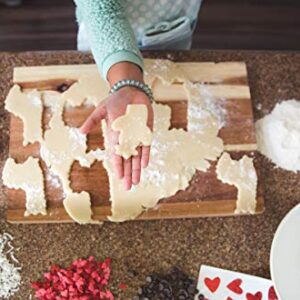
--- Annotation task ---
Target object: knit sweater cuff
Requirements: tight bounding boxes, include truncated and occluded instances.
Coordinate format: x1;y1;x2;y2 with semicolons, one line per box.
100;50;144;80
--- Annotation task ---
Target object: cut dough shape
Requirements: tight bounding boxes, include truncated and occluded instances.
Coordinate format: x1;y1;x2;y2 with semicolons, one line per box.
103;102;224;222
101;59;225;222
5;85;42;146
63;191;93;224
62;74;109;107
111;104;152;159
41;91;106;223
144;59;187;87
43;90;65;116
216;152;257;214
2;157;46;216
41;92;107;193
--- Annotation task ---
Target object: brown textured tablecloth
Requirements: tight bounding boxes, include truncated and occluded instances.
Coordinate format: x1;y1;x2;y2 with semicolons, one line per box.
0;50;299;299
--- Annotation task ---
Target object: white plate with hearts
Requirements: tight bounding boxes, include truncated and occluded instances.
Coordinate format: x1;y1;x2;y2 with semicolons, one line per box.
196;265;278;299
271;203;300;300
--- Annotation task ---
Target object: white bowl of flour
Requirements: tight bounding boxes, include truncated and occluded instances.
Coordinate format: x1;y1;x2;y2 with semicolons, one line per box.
271;204;300;299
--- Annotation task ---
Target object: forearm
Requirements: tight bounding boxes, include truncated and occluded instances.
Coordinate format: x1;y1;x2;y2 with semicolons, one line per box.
107;62;144;87
74;0;143;79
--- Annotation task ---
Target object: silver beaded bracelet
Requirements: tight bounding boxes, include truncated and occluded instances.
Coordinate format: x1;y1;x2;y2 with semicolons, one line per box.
109;79;154;102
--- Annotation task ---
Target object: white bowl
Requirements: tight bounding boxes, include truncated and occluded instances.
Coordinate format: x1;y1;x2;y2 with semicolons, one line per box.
270;203;300;300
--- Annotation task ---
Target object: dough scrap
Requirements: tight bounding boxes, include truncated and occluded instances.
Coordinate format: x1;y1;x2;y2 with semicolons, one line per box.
102;59;225;222
62;74;109;107
112;105;152;159
4;59;229;223
104;102;224;222
144;59;187;87
2;157;46;216
4;87;106;223
5;85;42;146
41;92;107;193
63;191;92;224
43;90;65;116
41;91;107;223
216;152;257;214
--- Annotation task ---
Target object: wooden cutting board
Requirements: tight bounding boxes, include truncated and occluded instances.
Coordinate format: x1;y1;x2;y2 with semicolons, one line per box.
6;60;264;223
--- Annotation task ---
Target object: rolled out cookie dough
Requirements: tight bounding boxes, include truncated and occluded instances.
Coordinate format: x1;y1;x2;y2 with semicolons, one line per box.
5;85;42;146
41;91;107;223
2;157;46;216
101;59;225;221
216;152;257;214
144;59;187;87
4;59;228;223
104;102;224;222
111;104;152;159
63;191;93;224
41;91;107;193
62;74;109;107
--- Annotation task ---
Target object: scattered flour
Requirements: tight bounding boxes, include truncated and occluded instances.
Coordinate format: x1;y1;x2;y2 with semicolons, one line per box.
0;233;21;298
184;81;226;134
256;99;300;172
199;83;227;129
46;170;62;189
256;103;262;111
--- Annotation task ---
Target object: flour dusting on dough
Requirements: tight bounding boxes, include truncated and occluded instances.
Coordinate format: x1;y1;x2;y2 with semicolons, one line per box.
46;170;62;189
41;91;107;222
41;92;107;194
4;59;232;223
100;59;225;221
144;59;188;87
4;89;107;223
104;100;224;221
199;84;226;129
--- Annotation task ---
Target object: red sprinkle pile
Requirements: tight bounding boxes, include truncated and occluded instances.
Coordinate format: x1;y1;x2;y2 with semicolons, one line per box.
31;256;114;300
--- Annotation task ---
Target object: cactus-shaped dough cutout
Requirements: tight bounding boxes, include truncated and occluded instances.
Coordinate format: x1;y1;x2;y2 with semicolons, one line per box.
112;104;152;159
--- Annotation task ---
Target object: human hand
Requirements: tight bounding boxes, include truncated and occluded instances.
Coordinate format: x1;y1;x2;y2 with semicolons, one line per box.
80;86;153;190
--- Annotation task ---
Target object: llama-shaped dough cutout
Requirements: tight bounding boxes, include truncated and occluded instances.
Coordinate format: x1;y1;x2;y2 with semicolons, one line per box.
216;152;257;214
112;104;152;159
2;157;46;216
5;84;42;146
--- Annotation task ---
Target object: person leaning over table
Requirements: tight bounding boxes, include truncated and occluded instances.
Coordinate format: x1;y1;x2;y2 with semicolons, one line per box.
74;0;202;190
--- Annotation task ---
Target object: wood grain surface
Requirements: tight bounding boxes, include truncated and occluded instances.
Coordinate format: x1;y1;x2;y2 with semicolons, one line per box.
6;61;264;223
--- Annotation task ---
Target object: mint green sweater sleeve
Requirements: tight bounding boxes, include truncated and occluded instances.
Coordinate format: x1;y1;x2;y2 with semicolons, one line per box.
74;0;144;79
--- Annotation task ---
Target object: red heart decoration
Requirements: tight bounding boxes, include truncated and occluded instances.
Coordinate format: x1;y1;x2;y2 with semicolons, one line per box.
204;276;221;293
227;278;243;294
227;297;233;300
268;286;279;300
246;291;263;300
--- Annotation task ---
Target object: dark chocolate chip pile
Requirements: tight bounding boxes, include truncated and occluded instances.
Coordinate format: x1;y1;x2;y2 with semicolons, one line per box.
132;267;198;300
